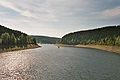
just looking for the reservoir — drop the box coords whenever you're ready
[0,44,120,80]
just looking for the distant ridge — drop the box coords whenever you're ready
[31,35,60,44]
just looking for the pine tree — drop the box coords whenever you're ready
[10,33,16,47]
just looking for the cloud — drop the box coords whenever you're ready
[0,0,120,37]
[21,10,36,18]
[102,6,120,17]
[0,1,36,18]
[0,1,21,12]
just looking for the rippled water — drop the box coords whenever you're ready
[0,44,120,80]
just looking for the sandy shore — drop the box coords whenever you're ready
[0,44,40,53]
[57,44,120,54]
[76,45,120,54]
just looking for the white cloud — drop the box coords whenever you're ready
[102,6,120,17]
[0,1,36,18]
[0,0,90,20]
[0,0,120,37]
[21,10,36,18]
[0,1,21,12]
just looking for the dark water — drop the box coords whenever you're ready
[0,44,120,80]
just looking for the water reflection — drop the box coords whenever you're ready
[0,50,34,80]
[0,45,120,80]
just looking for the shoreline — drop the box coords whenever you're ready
[57,44,120,54]
[0,44,41,53]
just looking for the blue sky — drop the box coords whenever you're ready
[0,0,120,37]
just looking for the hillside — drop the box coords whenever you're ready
[0,25,38,52]
[31,35,60,44]
[60,25,120,46]
[0,25,27,37]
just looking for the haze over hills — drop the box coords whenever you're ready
[31,35,60,44]
[60,25,120,46]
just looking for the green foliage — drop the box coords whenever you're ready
[33,38,37,44]
[60,25,120,46]
[10,33,16,46]
[31,36,60,44]
[1,32,10,45]
[115,36,120,46]
[0,38,2,44]
[26,36,33,44]
[0,25,37,49]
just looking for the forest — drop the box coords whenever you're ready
[31,35,60,44]
[60,25,120,46]
[0,25,37,50]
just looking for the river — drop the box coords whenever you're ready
[0,44,120,80]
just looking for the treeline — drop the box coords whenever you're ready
[60,25,120,46]
[0,25,37,49]
[31,35,60,44]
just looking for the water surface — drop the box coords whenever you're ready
[0,44,120,80]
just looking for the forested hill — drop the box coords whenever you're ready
[31,35,60,44]
[0,25,37,49]
[0,25,27,36]
[60,25,120,46]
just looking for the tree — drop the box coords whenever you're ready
[26,36,32,44]
[10,33,16,47]
[0,38,2,45]
[33,38,37,44]
[115,36,120,46]
[18,34,27,47]
[1,33,10,47]
[60,25,120,46]
[0,25,38,50]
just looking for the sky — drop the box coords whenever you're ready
[0,0,120,38]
